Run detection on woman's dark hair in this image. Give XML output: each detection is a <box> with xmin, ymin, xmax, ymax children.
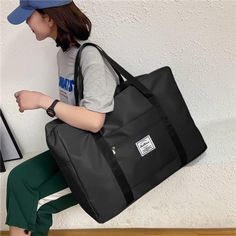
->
<box><xmin>36</xmin><ymin>1</ymin><xmax>92</xmax><ymax>52</ymax></box>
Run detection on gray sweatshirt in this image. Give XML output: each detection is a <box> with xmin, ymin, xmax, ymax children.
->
<box><xmin>57</xmin><ymin>39</ymin><xmax>120</xmax><ymax>113</ymax></box>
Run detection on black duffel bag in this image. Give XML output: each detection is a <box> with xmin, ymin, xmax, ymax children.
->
<box><xmin>45</xmin><ymin>42</ymin><xmax>207</xmax><ymax>223</ymax></box>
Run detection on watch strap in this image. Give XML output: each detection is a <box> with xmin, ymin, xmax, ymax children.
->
<box><xmin>46</xmin><ymin>99</ymin><xmax>60</xmax><ymax>117</ymax></box>
<box><xmin>49</xmin><ymin>99</ymin><xmax>60</xmax><ymax>110</ymax></box>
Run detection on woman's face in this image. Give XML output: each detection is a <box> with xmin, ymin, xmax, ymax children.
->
<box><xmin>26</xmin><ymin>11</ymin><xmax>57</xmax><ymax>41</ymax></box>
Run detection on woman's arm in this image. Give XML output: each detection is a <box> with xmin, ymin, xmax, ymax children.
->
<box><xmin>40</xmin><ymin>94</ymin><xmax>106</xmax><ymax>133</ymax></box>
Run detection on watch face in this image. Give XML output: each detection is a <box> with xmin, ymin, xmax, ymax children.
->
<box><xmin>47</xmin><ymin>108</ymin><xmax>55</xmax><ymax>117</ymax></box>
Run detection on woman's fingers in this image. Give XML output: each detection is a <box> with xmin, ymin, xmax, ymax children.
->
<box><xmin>14</xmin><ymin>91</ymin><xmax>24</xmax><ymax>112</ymax></box>
<box><xmin>15</xmin><ymin>91</ymin><xmax>21</xmax><ymax>103</ymax></box>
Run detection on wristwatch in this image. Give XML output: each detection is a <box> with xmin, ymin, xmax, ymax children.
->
<box><xmin>46</xmin><ymin>99</ymin><xmax>60</xmax><ymax>117</ymax></box>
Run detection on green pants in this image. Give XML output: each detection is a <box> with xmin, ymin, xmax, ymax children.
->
<box><xmin>5</xmin><ymin>150</ymin><xmax>79</xmax><ymax>236</ymax></box>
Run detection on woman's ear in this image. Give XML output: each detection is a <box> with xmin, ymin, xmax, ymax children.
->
<box><xmin>45</xmin><ymin>14</ymin><xmax>54</xmax><ymax>28</ymax></box>
<box><xmin>48</xmin><ymin>19</ymin><xmax>55</xmax><ymax>28</ymax></box>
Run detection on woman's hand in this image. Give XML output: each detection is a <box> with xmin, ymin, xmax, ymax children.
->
<box><xmin>14</xmin><ymin>90</ymin><xmax>45</xmax><ymax>113</ymax></box>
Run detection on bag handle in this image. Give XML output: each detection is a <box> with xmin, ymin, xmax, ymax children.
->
<box><xmin>73</xmin><ymin>42</ymin><xmax>154</xmax><ymax>106</ymax></box>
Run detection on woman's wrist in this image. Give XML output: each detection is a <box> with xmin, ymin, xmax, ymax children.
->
<box><xmin>39</xmin><ymin>94</ymin><xmax>55</xmax><ymax>110</ymax></box>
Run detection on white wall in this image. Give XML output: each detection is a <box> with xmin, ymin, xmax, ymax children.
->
<box><xmin>1</xmin><ymin>0</ymin><xmax>236</xmax><ymax>230</ymax></box>
<box><xmin>1</xmin><ymin>0</ymin><xmax>236</xmax><ymax>156</ymax></box>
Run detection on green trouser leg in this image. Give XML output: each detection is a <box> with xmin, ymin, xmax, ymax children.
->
<box><xmin>5</xmin><ymin>150</ymin><xmax>79</xmax><ymax>236</ymax></box>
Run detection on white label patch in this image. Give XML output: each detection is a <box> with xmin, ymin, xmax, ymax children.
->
<box><xmin>135</xmin><ymin>135</ymin><xmax>156</xmax><ymax>157</ymax></box>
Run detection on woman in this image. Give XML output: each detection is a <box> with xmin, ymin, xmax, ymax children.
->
<box><xmin>6</xmin><ymin>0</ymin><xmax>119</xmax><ymax>235</ymax></box>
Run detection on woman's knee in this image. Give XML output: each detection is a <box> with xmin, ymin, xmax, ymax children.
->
<box><xmin>7</xmin><ymin>162</ymin><xmax>27</xmax><ymax>186</ymax></box>
<box><xmin>7</xmin><ymin>167</ymin><xmax>19</xmax><ymax>187</ymax></box>
<box><xmin>7</xmin><ymin>150</ymin><xmax>52</xmax><ymax>182</ymax></box>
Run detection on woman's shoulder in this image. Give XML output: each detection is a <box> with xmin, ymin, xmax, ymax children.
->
<box><xmin>80</xmin><ymin>40</ymin><xmax>105</xmax><ymax>65</ymax></box>
<box><xmin>79</xmin><ymin>40</ymin><xmax>120</xmax><ymax>85</ymax></box>
<box><xmin>80</xmin><ymin>40</ymin><xmax>101</xmax><ymax>54</ymax></box>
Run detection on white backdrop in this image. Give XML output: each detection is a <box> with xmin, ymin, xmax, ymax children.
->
<box><xmin>1</xmin><ymin>0</ymin><xmax>236</xmax><ymax>155</ymax></box>
<box><xmin>0</xmin><ymin>0</ymin><xmax>236</xmax><ymax>230</ymax></box>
